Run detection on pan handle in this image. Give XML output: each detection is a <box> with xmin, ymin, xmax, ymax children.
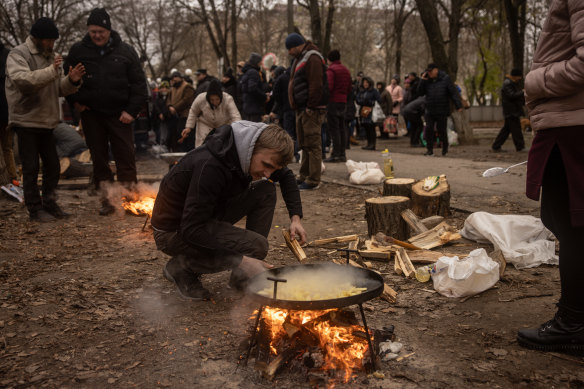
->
<box><xmin>267</xmin><ymin>277</ymin><xmax>287</xmax><ymax>299</ymax></box>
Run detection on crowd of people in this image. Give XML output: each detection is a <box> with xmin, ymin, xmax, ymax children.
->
<box><xmin>1</xmin><ymin>1</ymin><xmax>583</xmax><ymax>359</ymax></box>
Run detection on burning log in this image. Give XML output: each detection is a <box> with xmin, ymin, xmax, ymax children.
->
<box><xmin>121</xmin><ymin>195</ymin><xmax>155</xmax><ymax>216</ymax></box>
<box><xmin>282</xmin><ymin>229</ymin><xmax>307</xmax><ymax>263</ymax></box>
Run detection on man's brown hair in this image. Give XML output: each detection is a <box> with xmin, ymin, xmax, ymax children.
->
<box><xmin>253</xmin><ymin>124</ymin><xmax>295</xmax><ymax>166</ymax></box>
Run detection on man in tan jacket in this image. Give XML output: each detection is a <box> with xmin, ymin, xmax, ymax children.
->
<box><xmin>166</xmin><ymin>71</ymin><xmax>195</xmax><ymax>151</ymax></box>
<box><xmin>5</xmin><ymin>17</ymin><xmax>85</xmax><ymax>222</ymax></box>
<box><xmin>518</xmin><ymin>0</ymin><xmax>584</xmax><ymax>355</ymax></box>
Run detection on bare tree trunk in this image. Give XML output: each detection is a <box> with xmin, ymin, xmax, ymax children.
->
<box><xmin>323</xmin><ymin>0</ymin><xmax>335</xmax><ymax>55</ymax></box>
<box><xmin>504</xmin><ymin>0</ymin><xmax>526</xmax><ymax>73</ymax></box>
<box><xmin>287</xmin><ymin>0</ymin><xmax>294</xmax><ymax>33</ymax></box>
<box><xmin>414</xmin><ymin>0</ymin><xmax>449</xmax><ymax>74</ymax></box>
<box><xmin>447</xmin><ymin>0</ymin><xmax>463</xmax><ymax>81</ymax></box>
<box><xmin>308</xmin><ymin>0</ymin><xmax>323</xmax><ymax>49</ymax></box>
<box><xmin>230</xmin><ymin>0</ymin><xmax>237</xmax><ymax>68</ymax></box>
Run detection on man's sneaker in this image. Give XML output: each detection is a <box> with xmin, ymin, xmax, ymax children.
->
<box><xmin>296</xmin><ymin>178</ymin><xmax>305</xmax><ymax>185</ymax></box>
<box><xmin>99</xmin><ymin>199</ymin><xmax>116</xmax><ymax>216</ymax></box>
<box><xmin>44</xmin><ymin>202</ymin><xmax>71</xmax><ymax>219</ymax></box>
<box><xmin>30</xmin><ymin>209</ymin><xmax>56</xmax><ymax>223</ymax></box>
<box><xmin>517</xmin><ymin>314</ymin><xmax>584</xmax><ymax>356</ymax></box>
<box><xmin>492</xmin><ymin>147</ymin><xmax>504</xmax><ymax>153</ymax></box>
<box><xmin>298</xmin><ymin>182</ymin><xmax>318</xmax><ymax>190</ymax></box>
<box><xmin>424</xmin><ymin>151</ymin><xmax>434</xmax><ymax>156</ymax></box>
<box><xmin>442</xmin><ymin>150</ymin><xmax>448</xmax><ymax>156</ymax></box>
<box><xmin>163</xmin><ymin>260</ymin><xmax>211</xmax><ymax>300</ymax></box>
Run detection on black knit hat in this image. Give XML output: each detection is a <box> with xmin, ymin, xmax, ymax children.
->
<box><xmin>87</xmin><ymin>8</ymin><xmax>111</xmax><ymax>30</ymax></box>
<box><xmin>206</xmin><ymin>79</ymin><xmax>223</xmax><ymax>106</ymax></box>
<box><xmin>511</xmin><ymin>68</ymin><xmax>523</xmax><ymax>77</ymax></box>
<box><xmin>30</xmin><ymin>17</ymin><xmax>59</xmax><ymax>39</ymax></box>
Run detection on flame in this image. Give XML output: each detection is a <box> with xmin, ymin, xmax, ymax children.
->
<box><xmin>121</xmin><ymin>195</ymin><xmax>156</xmax><ymax>216</ymax></box>
<box><xmin>260</xmin><ymin>307</ymin><xmax>370</xmax><ymax>383</ymax></box>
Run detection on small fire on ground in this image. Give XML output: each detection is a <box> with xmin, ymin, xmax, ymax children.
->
<box><xmin>121</xmin><ymin>195</ymin><xmax>156</xmax><ymax>216</ymax></box>
<box><xmin>253</xmin><ymin>307</ymin><xmax>373</xmax><ymax>384</ymax></box>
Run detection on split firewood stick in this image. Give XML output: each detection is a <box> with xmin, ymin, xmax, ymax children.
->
<box><xmin>282</xmin><ymin>229</ymin><xmax>307</xmax><ymax>263</ymax></box>
<box><xmin>309</xmin><ymin>234</ymin><xmax>360</xmax><ymax>246</ymax></box>
<box><xmin>394</xmin><ymin>252</ymin><xmax>403</xmax><ymax>275</ymax></box>
<box><xmin>398</xmin><ymin>248</ymin><xmax>416</xmax><ymax>278</ymax></box>
<box><xmin>380</xmin><ymin>284</ymin><xmax>398</xmax><ymax>303</ymax></box>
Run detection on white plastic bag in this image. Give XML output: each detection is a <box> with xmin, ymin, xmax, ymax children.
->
<box><xmin>349</xmin><ymin>168</ymin><xmax>386</xmax><ymax>185</ymax></box>
<box><xmin>345</xmin><ymin>160</ymin><xmax>380</xmax><ymax>174</ymax></box>
<box><xmin>447</xmin><ymin>128</ymin><xmax>458</xmax><ymax>146</ymax></box>
<box><xmin>460</xmin><ymin>212</ymin><xmax>558</xmax><ymax>269</ymax></box>
<box><xmin>372</xmin><ymin>102</ymin><xmax>385</xmax><ymax>123</ymax></box>
<box><xmin>431</xmin><ymin>249</ymin><xmax>500</xmax><ymax>298</ymax></box>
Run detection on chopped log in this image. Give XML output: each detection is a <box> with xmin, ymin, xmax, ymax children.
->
<box><xmin>282</xmin><ymin>229</ymin><xmax>307</xmax><ymax>262</ymax></box>
<box><xmin>359</xmin><ymin>250</ymin><xmax>391</xmax><ymax>261</ymax></box>
<box><xmin>395</xmin><ymin>248</ymin><xmax>416</xmax><ymax>278</ymax></box>
<box><xmin>382</xmin><ymin>178</ymin><xmax>416</xmax><ymax>197</ymax></box>
<box><xmin>421</xmin><ymin>215</ymin><xmax>444</xmax><ymax>229</ymax></box>
<box><xmin>311</xmin><ymin>234</ymin><xmax>359</xmax><ymax>246</ymax></box>
<box><xmin>411</xmin><ymin>175</ymin><xmax>451</xmax><ymax>218</ymax></box>
<box><xmin>283</xmin><ymin>321</ymin><xmax>301</xmax><ymax>338</ymax></box>
<box><xmin>380</xmin><ymin>284</ymin><xmax>398</xmax><ymax>303</ymax></box>
<box><xmin>401</xmin><ymin>209</ymin><xmax>429</xmax><ymax>236</ymax></box>
<box><xmin>398</xmin><ymin>248</ymin><xmax>416</xmax><ymax>278</ymax></box>
<box><xmin>365</xmin><ymin>196</ymin><xmax>410</xmax><ymax>241</ymax></box>
<box><xmin>408</xmin><ymin>221</ymin><xmax>461</xmax><ymax>250</ymax></box>
<box><xmin>394</xmin><ymin>255</ymin><xmax>403</xmax><ymax>275</ymax></box>
<box><xmin>407</xmin><ymin>250</ymin><xmax>456</xmax><ymax>263</ymax></box>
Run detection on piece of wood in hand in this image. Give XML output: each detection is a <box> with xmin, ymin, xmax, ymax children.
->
<box><xmin>411</xmin><ymin>175</ymin><xmax>451</xmax><ymax>218</ymax></box>
<box><xmin>282</xmin><ymin>229</ymin><xmax>307</xmax><ymax>262</ymax></box>
<box><xmin>401</xmin><ymin>209</ymin><xmax>429</xmax><ymax>236</ymax></box>
<box><xmin>382</xmin><ymin>178</ymin><xmax>416</xmax><ymax>197</ymax></box>
<box><xmin>365</xmin><ymin>196</ymin><xmax>410</xmax><ymax>240</ymax></box>
<box><xmin>408</xmin><ymin>221</ymin><xmax>461</xmax><ymax>250</ymax></box>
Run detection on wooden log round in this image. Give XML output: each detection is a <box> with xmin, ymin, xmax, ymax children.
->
<box><xmin>411</xmin><ymin>176</ymin><xmax>451</xmax><ymax>218</ymax></box>
<box><xmin>382</xmin><ymin>178</ymin><xmax>416</xmax><ymax>197</ymax></box>
<box><xmin>365</xmin><ymin>196</ymin><xmax>410</xmax><ymax>240</ymax></box>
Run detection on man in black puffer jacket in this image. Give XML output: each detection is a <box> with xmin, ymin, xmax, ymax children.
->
<box><xmin>492</xmin><ymin>69</ymin><xmax>525</xmax><ymax>152</ymax></box>
<box><xmin>417</xmin><ymin>63</ymin><xmax>462</xmax><ymax>156</ymax></box>
<box><xmin>239</xmin><ymin>53</ymin><xmax>268</xmax><ymax>122</ymax></box>
<box><xmin>65</xmin><ymin>8</ymin><xmax>147</xmax><ymax>215</ymax></box>
<box><xmin>151</xmin><ymin>121</ymin><xmax>306</xmax><ymax>300</ymax></box>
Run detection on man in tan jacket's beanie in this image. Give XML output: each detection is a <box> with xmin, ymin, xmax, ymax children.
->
<box><xmin>517</xmin><ymin>0</ymin><xmax>584</xmax><ymax>355</ymax></box>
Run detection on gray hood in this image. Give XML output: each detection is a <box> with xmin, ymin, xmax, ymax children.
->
<box><xmin>231</xmin><ymin>120</ymin><xmax>268</xmax><ymax>176</ymax></box>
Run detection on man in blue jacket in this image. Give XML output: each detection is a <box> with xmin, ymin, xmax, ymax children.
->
<box><xmin>151</xmin><ymin>121</ymin><xmax>307</xmax><ymax>300</ymax></box>
<box><xmin>417</xmin><ymin>63</ymin><xmax>462</xmax><ymax>156</ymax></box>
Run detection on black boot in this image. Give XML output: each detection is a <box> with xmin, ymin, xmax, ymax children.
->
<box><xmin>43</xmin><ymin>201</ymin><xmax>71</xmax><ymax>219</ymax></box>
<box><xmin>163</xmin><ymin>257</ymin><xmax>211</xmax><ymax>300</ymax></box>
<box><xmin>517</xmin><ymin>312</ymin><xmax>584</xmax><ymax>356</ymax></box>
<box><xmin>99</xmin><ymin>199</ymin><xmax>116</xmax><ymax>216</ymax></box>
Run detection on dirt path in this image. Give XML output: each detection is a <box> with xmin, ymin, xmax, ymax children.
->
<box><xmin>1</xmin><ymin>138</ymin><xmax>583</xmax><ymax>388</ymax></box>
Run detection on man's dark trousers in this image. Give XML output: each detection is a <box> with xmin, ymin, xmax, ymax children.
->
<box><xmin>327</xmin><ymin>102</ymin><xmax>346</xmax><ymax>158</ymax></box>
<box><xmin>424</xmin><ymin>114</ymin><xmax>448</xmax><ymax>154</ymax></box>
<box><xmin>81</xmin><ymin>110</ymin><xmax>137</xmax><ymax>189</ymax></box>
<box><xmin>14</xmin><ymin>127</ymin><xmax>60</xmax><ymax>213</ymax></box>
<box><xmin>492</xmin><ymin>116</ymin><xmax>525</xmax><ymax>151</ymax></box>
<box><xmin>153</xmin><ymin>180</ymin><xmax>276</xmax><ymax>275</ymax></box>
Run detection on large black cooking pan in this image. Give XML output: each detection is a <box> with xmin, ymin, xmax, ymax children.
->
<box><xmin>246</xmin><ymin>263</ymin><xmax>384</xmax><ymax>310</ymax></box>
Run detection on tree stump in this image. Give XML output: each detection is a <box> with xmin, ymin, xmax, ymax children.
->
<box><xmin>411</xmin><ymin>176</ymin><xmax>451</xmax><ymax>218</ymax></box>
<box><xmin>382</xmin><ymin>178</ymin><xmax>416</xmax><ymax>197</ymax></box>
<box><xmin>365</xmin><ymin>196</ymin><xmax>410</xmax><ymax>240</ymax></box>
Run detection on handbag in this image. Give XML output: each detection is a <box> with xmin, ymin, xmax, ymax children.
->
<box><xmin>360</xmin><ymin>106</ymin><xmax>372</xmax><ymax>118</ymax></box>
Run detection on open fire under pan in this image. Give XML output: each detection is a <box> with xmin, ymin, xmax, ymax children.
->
<box><xmin>244</xmin><ymin>262</ymin><xmax>385</xmax><ymax>371</ymax></box>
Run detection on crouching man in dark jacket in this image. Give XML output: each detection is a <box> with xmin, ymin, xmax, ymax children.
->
<box><xmin>151</xmin><ymin>121</ymin><xmax>307</xmax><ymax>300</ymax></box>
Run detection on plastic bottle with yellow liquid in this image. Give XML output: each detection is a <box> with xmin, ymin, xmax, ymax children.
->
<box><xmin>381</xmin><ymin>149</ymin><xmax>394</xmax><ymax>179</ymax></box>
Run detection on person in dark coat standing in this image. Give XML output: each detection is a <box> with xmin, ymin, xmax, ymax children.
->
<box><xmin>269</xmin><ymin>66</ymin><xmax>298</xmax><ymax>161</ymax></box>
<box><xmin>492</xmin><ymin>69</ymin><xmax>525</xmax><ymax>152</ymax></box>
<box><xmin>239</xmin><ymin>53</ymin><xmax>268</xmax><ymax>122</ymax></box>
<box><xmin>402</xmin><ymin>72</ymin><xmax>425</xmax><ymax>147</ymax></box>
<box><xmin>417</xmin><ymin>63</ymin><xmax>462</xmax><ymax>156</ymax></box>
<box><xmin>65</xmin><ymin>8</ymin><xmax>148</xmax><ymax>215</ymax></box>
<box><xmin>222</xmin><ymin>67</ymin><xmax>241</xmax><ymax>110</ymax></box>
<box><xmin>194</xmin><ymin>69</ymin><xmax>216</xmax><ymax>97</ymax></box>
<box><xmin>324</xmin><ymin>50</ymin><xmax>352</xmax><ymax>162</ymax></box>
<box><xmin>356</xmin><ymin>77</ymin><xmax>381</xmax><ymax>150</ymax></box>
<box><xmin>286</xmin><ymin>33</ymin><xmax>328</xmax><ymax>190</ymax></box>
